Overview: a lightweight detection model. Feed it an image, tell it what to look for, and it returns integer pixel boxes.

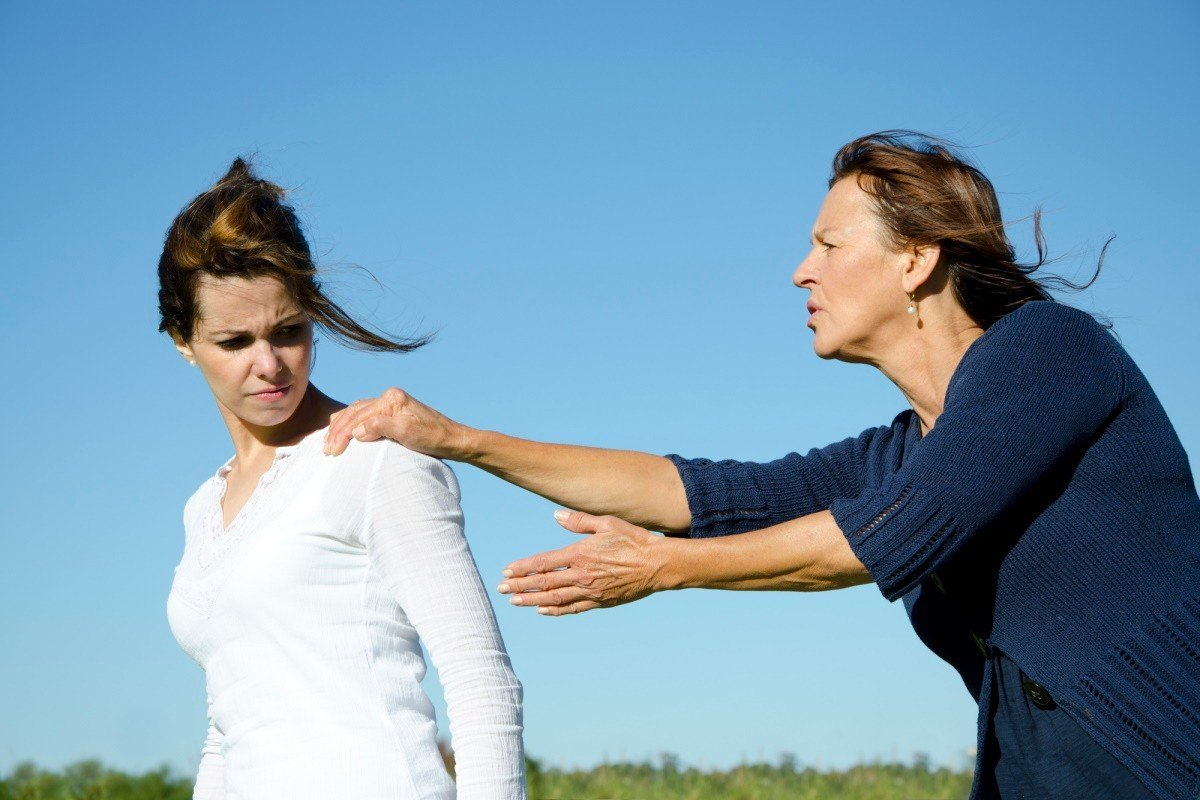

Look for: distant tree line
[2,753,972,800]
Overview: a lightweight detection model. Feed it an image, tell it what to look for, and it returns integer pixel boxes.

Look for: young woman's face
[174,275,313,428]
[791,177,912,363]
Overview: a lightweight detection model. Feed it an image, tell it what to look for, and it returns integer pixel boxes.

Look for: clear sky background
[2,0,1198,779]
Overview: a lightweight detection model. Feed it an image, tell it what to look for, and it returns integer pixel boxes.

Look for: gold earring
[906,292,917,316]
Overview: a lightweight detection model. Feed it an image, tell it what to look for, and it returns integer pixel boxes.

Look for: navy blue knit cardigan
[666,300,1200,800]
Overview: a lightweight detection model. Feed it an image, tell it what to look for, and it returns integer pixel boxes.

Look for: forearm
[443,658,525,800]
[462,428,691,533]
[658,510,872,592]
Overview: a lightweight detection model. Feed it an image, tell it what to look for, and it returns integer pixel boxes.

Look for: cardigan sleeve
[364,443,525,800]
[830,301,1126,602]
[665,419,901,538]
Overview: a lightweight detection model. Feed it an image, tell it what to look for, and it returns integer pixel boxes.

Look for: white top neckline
[214,424,331,480]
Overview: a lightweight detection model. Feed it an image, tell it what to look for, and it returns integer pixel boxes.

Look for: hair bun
[218,157,255,186]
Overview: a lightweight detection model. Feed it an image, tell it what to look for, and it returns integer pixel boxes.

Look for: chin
[233,387,308,428]
[239,407,295,429]
[810,333,841,361]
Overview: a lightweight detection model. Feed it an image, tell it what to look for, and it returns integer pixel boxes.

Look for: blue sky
[2,0,1198,778]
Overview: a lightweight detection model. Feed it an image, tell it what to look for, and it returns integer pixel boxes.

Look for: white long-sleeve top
[167,427,524,800]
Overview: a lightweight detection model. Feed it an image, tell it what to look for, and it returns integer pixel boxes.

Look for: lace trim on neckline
[171,433,324,618]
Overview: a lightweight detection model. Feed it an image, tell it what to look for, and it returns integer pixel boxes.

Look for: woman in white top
[158,158,524,800]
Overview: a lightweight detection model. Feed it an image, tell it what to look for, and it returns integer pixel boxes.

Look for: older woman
[325,132,1200,800]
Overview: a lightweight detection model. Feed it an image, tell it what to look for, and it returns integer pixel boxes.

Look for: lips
[250,385,291,401]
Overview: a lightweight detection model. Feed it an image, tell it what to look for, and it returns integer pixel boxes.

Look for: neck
[218,386,345,467]
[871,295,985,436]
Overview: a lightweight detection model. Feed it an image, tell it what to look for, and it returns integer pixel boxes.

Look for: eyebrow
[208,314,306,337]
[810,227,843,245]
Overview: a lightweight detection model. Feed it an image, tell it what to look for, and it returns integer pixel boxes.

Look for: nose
[250,339,285,380]
[792,247,819,289]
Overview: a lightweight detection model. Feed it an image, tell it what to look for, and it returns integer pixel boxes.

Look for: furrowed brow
[209,314,306,337]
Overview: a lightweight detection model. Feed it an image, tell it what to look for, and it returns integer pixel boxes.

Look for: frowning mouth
[250,385,291,401]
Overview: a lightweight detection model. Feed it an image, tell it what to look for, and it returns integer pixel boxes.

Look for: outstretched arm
[324,388,691,532]
[324,389,896,537]
[497,509,871,616]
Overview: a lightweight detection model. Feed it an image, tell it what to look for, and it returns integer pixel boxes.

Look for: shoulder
[948,300,1126,410]
[958,301,1120,381]
[359,438,461,501]
[181,478,216,530]
[984,300,1112,350]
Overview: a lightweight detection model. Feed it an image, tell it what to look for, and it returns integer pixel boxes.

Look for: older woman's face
[175,275,313,428]
[792,177,911,363]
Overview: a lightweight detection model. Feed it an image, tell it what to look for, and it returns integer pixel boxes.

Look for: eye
[217,337,249,350]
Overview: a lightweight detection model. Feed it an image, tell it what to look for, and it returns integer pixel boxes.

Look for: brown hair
[831,131,1106,328]
[157,157,429,351]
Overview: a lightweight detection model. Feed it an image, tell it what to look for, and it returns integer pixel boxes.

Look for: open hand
[497,510,673,616]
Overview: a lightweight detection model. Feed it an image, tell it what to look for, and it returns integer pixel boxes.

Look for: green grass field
[1,758,973,799]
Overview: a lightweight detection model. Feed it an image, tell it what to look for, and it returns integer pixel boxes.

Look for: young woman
[326,132,1200,800]
[160,159,524,800]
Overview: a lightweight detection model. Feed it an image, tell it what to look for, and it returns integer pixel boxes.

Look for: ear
[171,333,197,366]
[901,242,941,295]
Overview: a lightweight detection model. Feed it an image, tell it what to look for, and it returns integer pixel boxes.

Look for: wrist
[451,425,489,463]
[651,535,692,592]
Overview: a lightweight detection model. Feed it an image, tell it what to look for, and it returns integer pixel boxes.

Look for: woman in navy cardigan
[325,132,1200,800]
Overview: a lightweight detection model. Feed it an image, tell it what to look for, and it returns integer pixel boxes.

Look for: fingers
[324,394,400,455]
[352,416,388,443]
[497,568,587,596]
[505,585,596,609]
[502,546,576,580]
[553,509,606,535]
[324,398,376,455]
[536,599,601,616]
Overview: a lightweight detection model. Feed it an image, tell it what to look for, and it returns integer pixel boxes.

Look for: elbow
[652,459,693,535]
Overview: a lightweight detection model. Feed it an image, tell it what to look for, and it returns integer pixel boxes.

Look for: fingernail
[554,509,569,522]
[502,569,513,578]
[510,596,523,605]
[497,583,510,593]
[537,607,549,615]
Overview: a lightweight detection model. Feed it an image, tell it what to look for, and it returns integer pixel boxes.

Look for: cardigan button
[1022,679,1057,710]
